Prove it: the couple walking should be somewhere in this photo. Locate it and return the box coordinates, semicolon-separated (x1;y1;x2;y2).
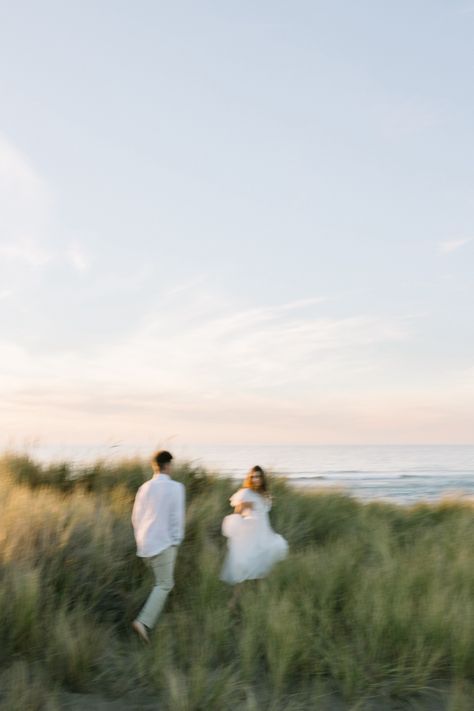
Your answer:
131;450;288;642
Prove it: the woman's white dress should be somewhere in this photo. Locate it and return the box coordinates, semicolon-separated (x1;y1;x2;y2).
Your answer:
220;488;288;585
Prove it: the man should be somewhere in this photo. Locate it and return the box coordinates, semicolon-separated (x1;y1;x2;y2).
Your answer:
131;450;185;642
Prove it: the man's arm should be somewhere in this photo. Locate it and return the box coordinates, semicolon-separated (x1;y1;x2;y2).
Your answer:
170;484;185;545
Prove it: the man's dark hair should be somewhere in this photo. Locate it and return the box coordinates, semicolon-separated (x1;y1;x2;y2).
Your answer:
152;450;173;470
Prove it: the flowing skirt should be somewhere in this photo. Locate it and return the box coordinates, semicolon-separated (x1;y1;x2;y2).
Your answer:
220;513;288;585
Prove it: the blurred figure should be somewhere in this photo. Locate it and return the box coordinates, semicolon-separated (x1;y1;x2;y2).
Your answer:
221;465;288;605
131;450;185;642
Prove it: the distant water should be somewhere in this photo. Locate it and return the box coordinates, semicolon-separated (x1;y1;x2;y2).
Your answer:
24;443;474;505
184;444;474;504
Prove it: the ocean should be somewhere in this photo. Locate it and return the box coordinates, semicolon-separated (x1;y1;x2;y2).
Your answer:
26;443;474;505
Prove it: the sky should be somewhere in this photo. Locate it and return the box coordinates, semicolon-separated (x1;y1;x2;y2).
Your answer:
0;0;473;449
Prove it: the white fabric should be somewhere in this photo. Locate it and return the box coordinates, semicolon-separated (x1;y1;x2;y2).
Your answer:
221;488;288;585
229;487;271;511
132;474;185;557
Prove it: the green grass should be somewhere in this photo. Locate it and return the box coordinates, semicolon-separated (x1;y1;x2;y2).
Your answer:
0;452;473;710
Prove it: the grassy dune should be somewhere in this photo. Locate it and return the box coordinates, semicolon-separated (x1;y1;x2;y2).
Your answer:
0;454;473;710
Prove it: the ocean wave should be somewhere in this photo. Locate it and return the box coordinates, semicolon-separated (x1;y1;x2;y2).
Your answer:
287;470;474;481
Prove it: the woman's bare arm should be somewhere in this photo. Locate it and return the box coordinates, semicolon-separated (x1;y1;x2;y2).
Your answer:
234;501;253;515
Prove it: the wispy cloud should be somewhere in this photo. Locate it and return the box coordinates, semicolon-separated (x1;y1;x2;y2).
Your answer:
0;133;53;245
3;289;473;445
0;291;411;413
0;132;55;283
0;134;99;286
0;240;52;267
438;238;472;254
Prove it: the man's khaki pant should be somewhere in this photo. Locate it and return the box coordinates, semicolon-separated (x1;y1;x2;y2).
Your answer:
137;545;178;629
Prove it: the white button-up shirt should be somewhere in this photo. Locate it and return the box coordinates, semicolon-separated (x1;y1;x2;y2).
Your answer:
131;474;185;558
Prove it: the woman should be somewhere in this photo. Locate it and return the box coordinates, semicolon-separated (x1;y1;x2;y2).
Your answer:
221;466;288;587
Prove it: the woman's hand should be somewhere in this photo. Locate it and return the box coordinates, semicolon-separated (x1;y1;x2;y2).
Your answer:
234;502;253;515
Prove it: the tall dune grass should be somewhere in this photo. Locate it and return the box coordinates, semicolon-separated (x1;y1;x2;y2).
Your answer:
0;453;473;710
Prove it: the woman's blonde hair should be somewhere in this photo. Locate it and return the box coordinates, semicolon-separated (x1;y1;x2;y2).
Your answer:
243;465;268;494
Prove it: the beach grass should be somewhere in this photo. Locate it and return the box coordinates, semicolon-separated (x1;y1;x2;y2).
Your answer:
0;452;473;710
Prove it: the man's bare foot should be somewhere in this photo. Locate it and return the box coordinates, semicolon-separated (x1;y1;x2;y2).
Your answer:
132;619;150;643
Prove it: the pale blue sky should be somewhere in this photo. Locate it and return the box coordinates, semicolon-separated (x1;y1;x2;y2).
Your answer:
1;1;473;446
